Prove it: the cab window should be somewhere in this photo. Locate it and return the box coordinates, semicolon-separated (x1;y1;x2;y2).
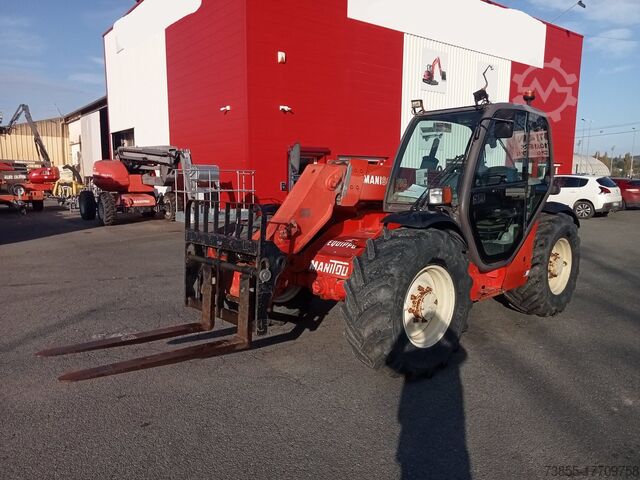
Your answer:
469;110;528;263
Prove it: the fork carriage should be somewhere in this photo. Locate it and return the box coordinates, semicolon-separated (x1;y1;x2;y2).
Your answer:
184;199;287;343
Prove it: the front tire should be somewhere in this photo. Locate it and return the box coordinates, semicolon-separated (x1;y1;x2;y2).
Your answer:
79;191;96;220
162;192;176;221
342;229;472;378
503;213;579;316
97;192;116;226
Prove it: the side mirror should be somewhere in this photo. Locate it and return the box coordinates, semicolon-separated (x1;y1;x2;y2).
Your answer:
550;182;561;195
494;119;514;139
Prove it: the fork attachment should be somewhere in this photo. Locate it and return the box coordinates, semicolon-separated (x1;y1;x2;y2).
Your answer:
185;199;285;337
38;200;284;382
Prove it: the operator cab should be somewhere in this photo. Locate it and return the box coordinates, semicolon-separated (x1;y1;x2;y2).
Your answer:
384;100;553;270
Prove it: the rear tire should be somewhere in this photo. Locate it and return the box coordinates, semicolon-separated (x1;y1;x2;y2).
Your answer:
79;191;96;220
342;228;472;378
503;213;579;316
573;200;594;219
162;192;176;221
31;200;44;212
97;192;116;226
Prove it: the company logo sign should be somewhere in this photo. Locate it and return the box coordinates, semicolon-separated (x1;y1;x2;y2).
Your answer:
512;57;577;122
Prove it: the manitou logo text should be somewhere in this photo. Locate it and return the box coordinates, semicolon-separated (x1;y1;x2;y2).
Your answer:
326;240;357;249
310;259;350;277
363;175;388;186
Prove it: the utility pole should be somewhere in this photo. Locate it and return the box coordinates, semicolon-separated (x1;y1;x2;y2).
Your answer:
581;118;593;159
579;119;586;158
631;127;636;178
610;146;615;175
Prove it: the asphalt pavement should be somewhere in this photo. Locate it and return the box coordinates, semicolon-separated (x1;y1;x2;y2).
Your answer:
1;202;639;480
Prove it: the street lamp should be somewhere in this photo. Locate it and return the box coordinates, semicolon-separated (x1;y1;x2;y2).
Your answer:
552;1;586;22
610;146;615;175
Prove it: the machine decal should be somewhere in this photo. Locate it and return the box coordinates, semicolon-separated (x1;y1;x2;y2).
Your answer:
326;239;358;249
363;175;388;186
310;259;350;277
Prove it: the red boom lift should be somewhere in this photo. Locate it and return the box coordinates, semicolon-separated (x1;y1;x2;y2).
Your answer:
0;104;60;212
78;146;192;225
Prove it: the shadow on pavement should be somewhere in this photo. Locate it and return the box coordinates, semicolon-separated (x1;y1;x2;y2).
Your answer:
395;344;471;480
168;297;335;348
0;203;94;245
0;202;166;246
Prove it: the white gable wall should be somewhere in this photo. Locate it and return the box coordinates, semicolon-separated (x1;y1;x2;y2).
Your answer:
104;0;201;148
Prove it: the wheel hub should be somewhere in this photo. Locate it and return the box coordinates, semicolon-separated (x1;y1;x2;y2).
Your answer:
403;265;455;349
575;203;590;218
407;285;435;324
547;237;572;295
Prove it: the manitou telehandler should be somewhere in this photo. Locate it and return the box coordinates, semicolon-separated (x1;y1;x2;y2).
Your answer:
40;91;580;381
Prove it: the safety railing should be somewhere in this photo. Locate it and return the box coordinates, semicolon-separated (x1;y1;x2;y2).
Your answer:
172;166;255;222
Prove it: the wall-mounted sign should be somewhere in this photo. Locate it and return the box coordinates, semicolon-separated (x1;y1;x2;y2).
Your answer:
420;48;448;94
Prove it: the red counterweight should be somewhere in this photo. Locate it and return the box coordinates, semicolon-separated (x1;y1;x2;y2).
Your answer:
92;160;131;192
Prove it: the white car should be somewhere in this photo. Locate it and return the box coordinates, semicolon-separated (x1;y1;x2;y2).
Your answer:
549;174;623;219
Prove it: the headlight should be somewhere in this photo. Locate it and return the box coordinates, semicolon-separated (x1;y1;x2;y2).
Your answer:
428;186;453;206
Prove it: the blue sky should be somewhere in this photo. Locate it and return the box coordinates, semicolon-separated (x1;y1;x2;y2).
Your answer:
1;0;638;156
0;0;131;119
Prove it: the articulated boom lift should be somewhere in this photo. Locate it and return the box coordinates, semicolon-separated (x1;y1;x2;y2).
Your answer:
40;94;581;381
0;104;60;211
0;104;52;166
79;146;198;225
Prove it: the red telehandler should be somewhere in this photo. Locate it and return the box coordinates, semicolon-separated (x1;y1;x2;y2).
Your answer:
40;93;580;381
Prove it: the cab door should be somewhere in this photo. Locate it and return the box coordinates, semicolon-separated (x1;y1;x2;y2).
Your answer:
467;109;529;265
467;109;552;267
